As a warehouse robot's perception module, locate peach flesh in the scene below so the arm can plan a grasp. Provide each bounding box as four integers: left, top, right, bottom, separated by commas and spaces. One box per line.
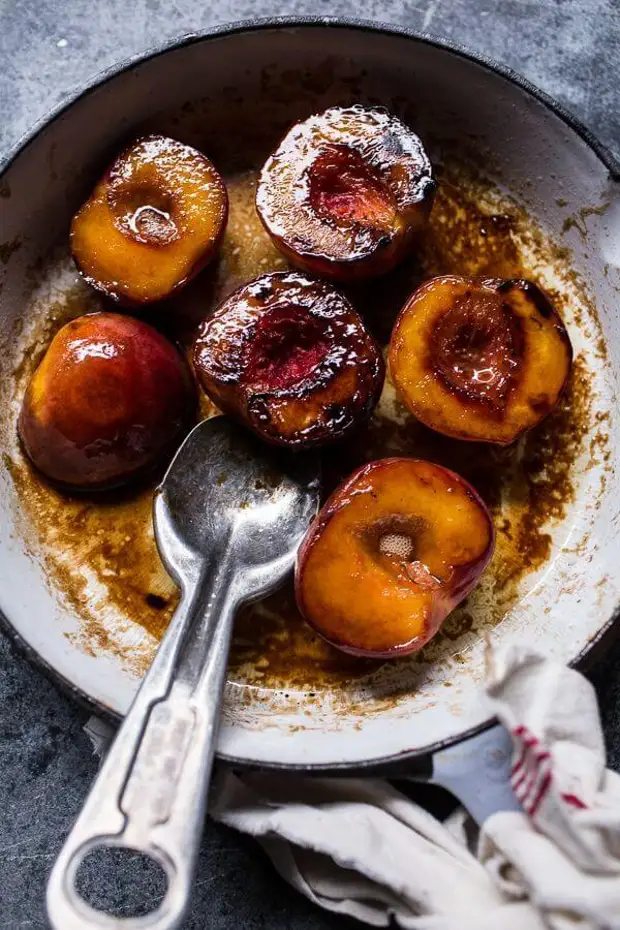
295, 458, 495, 657
70, 135, 228, 305
307, 144, 398, 229
193, 272, 384, 448
245, 308, 330, 393
432, 290, 525, 416
256, 105, 436, 282
389, 275, 572, 444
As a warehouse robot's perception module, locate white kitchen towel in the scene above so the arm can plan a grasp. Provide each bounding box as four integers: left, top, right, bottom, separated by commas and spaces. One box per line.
84, 645, 620, 929
210, 646, 620, 930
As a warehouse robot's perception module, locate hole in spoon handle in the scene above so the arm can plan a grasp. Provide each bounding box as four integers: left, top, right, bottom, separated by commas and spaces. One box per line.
47, 570, 238, 930
47, 836, 187, 930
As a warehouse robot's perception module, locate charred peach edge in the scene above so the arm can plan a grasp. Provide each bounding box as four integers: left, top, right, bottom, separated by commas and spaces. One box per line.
259, 226, 426, 283
193, 273, 385, 448
256, 106, 436, 283
389, 275, 573, 445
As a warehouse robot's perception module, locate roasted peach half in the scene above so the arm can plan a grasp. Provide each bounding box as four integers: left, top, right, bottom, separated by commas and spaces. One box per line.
193, 271, 384, 448
71, 135, 228, 305
295, 458, 494, 657
256, 106, 436, 282
19, 312, 195, 489
389, 276, 572, 444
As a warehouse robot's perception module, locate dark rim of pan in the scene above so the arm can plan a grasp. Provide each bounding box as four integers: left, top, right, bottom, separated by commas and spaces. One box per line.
1, 18, 619, 775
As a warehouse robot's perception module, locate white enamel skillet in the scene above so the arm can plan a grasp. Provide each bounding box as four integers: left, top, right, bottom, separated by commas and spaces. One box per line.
0, 21, 619, 790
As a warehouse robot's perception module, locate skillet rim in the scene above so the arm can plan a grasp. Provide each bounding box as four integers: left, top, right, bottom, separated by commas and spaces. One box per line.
1, 17, 620, 181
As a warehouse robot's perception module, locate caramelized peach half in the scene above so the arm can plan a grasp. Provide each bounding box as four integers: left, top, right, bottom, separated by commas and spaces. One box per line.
71, 135, 228, 305
256, 106, 436, 282
389, 276, 572, 444
19, 312, 195, 489
295, 458, 494, 657
193, 272, 384, 448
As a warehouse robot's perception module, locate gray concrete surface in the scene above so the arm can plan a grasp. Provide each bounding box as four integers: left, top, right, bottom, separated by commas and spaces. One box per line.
0, 1, 619, 927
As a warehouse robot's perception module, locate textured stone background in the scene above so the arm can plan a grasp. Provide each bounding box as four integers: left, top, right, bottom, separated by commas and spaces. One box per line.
0, 2, 619, 928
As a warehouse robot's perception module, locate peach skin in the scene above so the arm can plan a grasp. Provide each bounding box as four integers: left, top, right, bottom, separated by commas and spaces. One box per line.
19, 312, 195, 489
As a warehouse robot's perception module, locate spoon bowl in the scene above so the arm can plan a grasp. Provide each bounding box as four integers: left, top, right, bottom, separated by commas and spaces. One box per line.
154, 416, 321, 595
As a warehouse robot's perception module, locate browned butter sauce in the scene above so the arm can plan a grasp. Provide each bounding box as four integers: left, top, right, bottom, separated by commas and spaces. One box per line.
8, 161, 599, 690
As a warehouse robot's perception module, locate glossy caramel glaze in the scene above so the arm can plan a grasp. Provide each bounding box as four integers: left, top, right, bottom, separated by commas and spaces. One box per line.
431, 286, 524, 409
71, 135, 228, 305
256, 106, 436, 281
296, 458, 494, 656
6, 157, 605, 691
193, 272, 384, 447
18, 312, 195, 488
389, 275, 573, 443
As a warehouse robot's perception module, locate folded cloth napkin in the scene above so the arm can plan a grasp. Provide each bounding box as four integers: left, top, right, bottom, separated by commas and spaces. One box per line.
84, 645, 620, 929
209, 646, 620, 930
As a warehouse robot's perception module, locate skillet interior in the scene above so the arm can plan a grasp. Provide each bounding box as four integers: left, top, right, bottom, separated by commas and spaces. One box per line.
0, 23, 619, 769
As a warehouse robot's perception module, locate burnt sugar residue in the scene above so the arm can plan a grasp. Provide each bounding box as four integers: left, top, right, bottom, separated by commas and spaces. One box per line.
232, 582, 377, 689
5, 156, 603, 690
4, 452, 177, 675
0, 236, 22, 265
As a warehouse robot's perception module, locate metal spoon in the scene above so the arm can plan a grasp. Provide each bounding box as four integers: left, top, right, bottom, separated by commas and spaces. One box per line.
46, 415, 321, 930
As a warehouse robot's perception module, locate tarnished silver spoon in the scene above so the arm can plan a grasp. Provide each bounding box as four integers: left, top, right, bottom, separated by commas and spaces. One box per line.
47, 415, 320, 930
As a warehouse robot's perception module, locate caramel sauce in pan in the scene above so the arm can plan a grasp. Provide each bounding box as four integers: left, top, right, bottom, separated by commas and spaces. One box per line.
7, 162, 598, 691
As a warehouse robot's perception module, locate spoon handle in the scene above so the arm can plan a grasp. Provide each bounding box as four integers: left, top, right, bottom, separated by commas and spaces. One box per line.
47, 558, 237, 930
